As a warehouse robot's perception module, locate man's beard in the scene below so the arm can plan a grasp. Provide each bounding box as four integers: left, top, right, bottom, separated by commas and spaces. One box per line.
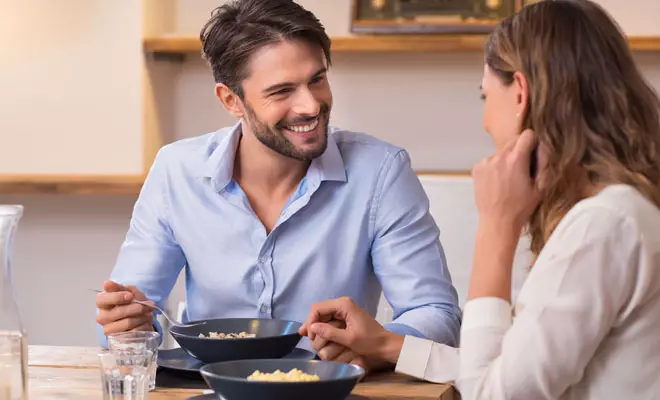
243, 102, 330, 162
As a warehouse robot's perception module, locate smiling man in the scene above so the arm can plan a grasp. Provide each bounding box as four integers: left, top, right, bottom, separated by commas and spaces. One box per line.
95, 0, 460, 370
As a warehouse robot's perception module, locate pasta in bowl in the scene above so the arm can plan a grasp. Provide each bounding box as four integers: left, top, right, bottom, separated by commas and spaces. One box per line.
200, 359, 364, 400
247, 368, 320, 382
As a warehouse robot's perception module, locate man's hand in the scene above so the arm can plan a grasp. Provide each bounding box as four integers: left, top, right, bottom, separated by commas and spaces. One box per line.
299, 297, 404, 366
96, 280, 155, 336
308, 319, 369, 372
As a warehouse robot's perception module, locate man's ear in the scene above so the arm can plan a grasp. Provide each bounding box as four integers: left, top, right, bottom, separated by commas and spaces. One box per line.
215, 83, 244, 119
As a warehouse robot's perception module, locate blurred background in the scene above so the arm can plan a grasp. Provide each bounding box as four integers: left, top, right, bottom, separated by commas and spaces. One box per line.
1, 0, 659, 347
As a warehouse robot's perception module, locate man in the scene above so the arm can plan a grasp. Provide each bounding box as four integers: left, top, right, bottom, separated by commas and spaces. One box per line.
95, 0, 461, 370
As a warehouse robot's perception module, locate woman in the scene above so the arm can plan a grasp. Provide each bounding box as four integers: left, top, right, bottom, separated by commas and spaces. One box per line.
299, 0, 660, 398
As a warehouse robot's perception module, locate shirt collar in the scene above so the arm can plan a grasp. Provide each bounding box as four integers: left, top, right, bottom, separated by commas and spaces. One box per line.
203, 121, 242, 192
308, 131, 347, 183
203, 121, 347, 192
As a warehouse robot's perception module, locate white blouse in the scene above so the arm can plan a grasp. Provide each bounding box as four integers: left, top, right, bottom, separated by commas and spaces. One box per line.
395, 184, 660, 399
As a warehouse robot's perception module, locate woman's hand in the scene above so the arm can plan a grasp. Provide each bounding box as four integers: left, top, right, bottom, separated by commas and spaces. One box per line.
472, 129, 541, 230
468, 129, 543, 301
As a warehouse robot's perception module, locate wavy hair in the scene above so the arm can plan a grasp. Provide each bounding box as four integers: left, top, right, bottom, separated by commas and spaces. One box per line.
485, 0, 660, 257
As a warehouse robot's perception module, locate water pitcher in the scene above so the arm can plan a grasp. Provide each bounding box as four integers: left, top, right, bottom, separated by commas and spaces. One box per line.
0, 205, 27, 400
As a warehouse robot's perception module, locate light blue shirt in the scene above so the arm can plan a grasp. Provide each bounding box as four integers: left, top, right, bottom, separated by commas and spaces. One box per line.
98, 122, 461, 349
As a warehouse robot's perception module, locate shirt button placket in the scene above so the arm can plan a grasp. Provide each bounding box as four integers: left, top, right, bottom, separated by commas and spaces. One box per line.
258, 243, 274, 318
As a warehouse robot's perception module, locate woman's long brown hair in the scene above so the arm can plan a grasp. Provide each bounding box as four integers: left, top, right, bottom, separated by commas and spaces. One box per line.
485, 0, 660, 258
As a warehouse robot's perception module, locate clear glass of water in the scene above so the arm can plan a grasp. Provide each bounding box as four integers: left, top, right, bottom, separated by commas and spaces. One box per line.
98, 350, 152, 400
107, 331, 160, 391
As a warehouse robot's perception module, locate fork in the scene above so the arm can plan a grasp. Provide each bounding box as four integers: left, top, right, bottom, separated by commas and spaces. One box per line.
89, 289, 206, 328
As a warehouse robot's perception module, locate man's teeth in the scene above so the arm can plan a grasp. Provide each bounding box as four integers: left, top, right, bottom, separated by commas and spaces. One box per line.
286, 119, 319, 133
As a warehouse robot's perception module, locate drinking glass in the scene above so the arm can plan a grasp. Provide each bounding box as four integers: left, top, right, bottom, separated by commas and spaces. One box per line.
107, 331, 160, 391
98, 349, 152, 400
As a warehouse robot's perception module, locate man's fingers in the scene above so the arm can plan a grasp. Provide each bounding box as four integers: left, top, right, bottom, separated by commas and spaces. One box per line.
311, 335, 328, 351
301, 310, 330, 341
311, 319, 344, 350
298, 325, 308, 337
309, 322, 352, 348
130, 323, 155, 332
125, 285, 148, 302
333, 349, 357, 364
103, 280, 127, 293
97, 281, 154, 336
103, 315, 153, 336
130, 315, 155, 332
300, 310, 332, 340
318, 342, 346, 361
96, 291, 133, 309
302, 298, 352, 340
305, 312, 334, 342
328, 319, 346, 329
96, 303, 151, 325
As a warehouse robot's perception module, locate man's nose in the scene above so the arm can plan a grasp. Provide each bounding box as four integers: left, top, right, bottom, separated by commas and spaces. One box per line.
291, 88, 320, 116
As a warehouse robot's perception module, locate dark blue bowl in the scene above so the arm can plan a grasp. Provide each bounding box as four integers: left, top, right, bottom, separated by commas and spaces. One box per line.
200, 359, 365, 400
169, 318, 302, 364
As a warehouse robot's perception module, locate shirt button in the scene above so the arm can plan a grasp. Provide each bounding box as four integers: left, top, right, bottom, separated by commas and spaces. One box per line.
260, 304, 269, 313
260, 256, 270, 264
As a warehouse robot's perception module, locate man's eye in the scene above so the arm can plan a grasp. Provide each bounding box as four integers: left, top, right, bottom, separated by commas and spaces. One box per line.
273, 88, 293, 96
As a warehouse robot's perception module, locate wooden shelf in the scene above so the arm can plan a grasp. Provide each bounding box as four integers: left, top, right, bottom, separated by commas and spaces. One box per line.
143, 34, 660, 54
629, 36, 660, 51
144, 35, 202, 54
0, 175, 145, 195
0, 172, 470, 194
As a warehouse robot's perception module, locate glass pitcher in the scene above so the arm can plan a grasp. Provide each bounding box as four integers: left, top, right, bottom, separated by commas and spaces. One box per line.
0, 205, 27, 400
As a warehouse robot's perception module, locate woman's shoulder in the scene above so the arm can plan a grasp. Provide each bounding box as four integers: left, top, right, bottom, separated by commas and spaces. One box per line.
567, 184, 658, 229
547, 184, 660, 252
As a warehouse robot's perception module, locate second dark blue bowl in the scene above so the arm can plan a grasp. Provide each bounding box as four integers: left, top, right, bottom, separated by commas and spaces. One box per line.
200, 359, 365, 400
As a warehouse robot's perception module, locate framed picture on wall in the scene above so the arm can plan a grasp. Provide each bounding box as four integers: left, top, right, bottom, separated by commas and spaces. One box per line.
350, 0, 538, 34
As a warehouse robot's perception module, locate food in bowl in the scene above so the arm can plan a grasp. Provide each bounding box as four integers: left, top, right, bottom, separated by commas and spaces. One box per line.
198, 331, 256, 339
247, 368, 321, 382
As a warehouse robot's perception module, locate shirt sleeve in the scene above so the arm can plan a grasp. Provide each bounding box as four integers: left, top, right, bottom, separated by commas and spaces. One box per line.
395, 335, 460, 384
97, 147, 187, 347
370, 150, 462, 347
457, 207, 640, 400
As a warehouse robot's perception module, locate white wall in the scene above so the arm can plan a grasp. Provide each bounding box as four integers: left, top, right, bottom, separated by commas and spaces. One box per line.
5, 194, 136, 346
3, 0, 660, 347
0, 0, 145, 175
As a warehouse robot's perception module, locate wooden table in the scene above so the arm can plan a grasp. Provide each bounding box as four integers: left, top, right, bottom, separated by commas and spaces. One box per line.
28, 346, 455, 399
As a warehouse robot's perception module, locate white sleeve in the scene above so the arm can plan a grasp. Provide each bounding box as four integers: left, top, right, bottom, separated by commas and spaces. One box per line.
395, 335, 459, 384
457, 207, 639, 400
